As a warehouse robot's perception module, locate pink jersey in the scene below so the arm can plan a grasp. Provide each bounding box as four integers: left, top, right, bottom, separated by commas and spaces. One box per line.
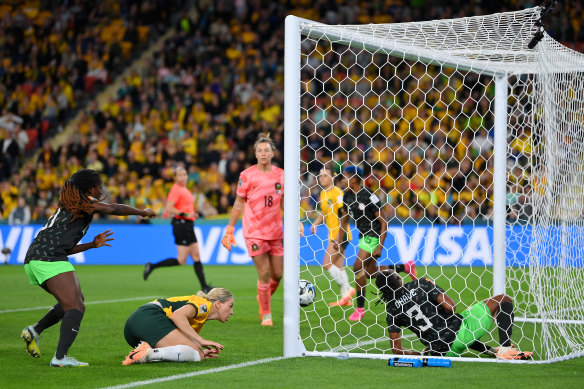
237, 165, 284, 240
166, 183, 196, 221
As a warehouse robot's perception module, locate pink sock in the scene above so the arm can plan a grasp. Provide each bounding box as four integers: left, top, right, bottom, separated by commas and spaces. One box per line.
257, 281, 271, 315
269, 279, 280, 296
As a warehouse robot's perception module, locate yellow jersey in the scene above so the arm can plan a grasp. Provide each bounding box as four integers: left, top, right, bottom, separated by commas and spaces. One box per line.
319, 186, 352, 242
156, 295, 212, 334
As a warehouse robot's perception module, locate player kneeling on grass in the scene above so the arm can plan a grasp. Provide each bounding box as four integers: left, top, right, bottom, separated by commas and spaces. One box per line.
122, 288, 233, 365
375, 270, 533, 360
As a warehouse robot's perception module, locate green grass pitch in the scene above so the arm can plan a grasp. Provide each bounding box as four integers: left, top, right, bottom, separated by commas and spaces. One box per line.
1, 265, 583, 388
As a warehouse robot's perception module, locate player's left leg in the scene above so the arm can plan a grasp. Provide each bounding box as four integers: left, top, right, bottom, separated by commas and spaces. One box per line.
348, 249, 371, 321
252, 251, 273, 325
328, 242, 354, 306
484, 295, 533, 360
44, 271, 88, 367
267, 239, 284, 296
485, 294, 514, 347
22, 302, 65, 358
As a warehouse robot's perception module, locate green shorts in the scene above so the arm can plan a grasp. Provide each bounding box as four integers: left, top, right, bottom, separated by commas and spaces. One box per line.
358, 236, 380, 254
24, 260, 75, 285
124, 303, 178, 348
446, 301, 493, 357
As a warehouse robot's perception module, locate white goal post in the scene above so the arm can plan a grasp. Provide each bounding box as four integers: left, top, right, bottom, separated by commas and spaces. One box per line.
284, 7, 584, 363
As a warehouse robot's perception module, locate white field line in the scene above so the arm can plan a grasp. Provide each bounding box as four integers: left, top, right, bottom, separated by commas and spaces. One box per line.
100, 356, 288, 389
0, 296, 160, 314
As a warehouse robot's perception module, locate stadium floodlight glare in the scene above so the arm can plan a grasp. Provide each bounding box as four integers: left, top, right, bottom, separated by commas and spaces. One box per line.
284, 6, 584, 363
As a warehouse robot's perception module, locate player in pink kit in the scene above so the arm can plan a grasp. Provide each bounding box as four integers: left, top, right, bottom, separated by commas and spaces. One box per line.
222, 134, 284, 326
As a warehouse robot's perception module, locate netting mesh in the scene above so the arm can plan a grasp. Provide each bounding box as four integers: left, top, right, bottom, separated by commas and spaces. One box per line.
292, 7, 584, 362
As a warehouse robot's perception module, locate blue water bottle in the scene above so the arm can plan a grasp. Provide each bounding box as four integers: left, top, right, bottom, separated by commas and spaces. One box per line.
388, 357, 452, 368
388, 358, 423, 367
424, 358, 452, 367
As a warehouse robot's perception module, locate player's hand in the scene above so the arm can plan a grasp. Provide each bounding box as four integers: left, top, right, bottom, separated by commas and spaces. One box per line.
142, 208, 156, 218
203, 348, 221, 358
222, 226, 236, 251
93, 229, 114, 248
299, 223, 304, 237
310, 224, 316, 235
201, 340, 224, 351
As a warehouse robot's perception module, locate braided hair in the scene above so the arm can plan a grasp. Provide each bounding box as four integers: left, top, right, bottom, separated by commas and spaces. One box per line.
59, 169, 104, 221
375, 270, 402, 304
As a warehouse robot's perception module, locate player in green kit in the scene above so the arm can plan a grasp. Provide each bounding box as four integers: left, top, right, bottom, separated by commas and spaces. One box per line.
376, 269, 533, 360
21, 169, 156, 367
337, 165, 417, 321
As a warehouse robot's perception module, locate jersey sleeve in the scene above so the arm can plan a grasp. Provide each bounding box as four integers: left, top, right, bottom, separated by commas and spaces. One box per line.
236, 171, 249, 199
166, 186, 179, 205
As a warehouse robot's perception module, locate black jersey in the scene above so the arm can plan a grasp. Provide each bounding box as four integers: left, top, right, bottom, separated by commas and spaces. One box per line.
341, 187, 381, 237
24, 207, 92, 264
385, 279, 463, 354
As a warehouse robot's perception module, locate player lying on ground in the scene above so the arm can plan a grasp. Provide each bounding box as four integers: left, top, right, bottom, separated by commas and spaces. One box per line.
122, 288, 233, 365
375, 270, 533, 360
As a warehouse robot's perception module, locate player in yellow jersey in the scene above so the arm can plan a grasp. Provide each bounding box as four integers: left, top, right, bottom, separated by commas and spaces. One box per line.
310, 165, 355, 306
122, 288, 234, 365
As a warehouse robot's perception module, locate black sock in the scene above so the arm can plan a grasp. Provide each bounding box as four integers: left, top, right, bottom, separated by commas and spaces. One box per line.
194, 262, 208, 288
356, 287, 366, 308
55, 309, 84, 359
496, 301, 514, 347
151, 257, 179, 269
390, 264, 405, 273
34, 303, 65, 334
469, 341, 491, 354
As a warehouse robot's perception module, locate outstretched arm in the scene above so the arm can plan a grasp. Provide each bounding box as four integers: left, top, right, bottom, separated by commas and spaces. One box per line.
93, 202, 156, 218
389, 331, 421, 355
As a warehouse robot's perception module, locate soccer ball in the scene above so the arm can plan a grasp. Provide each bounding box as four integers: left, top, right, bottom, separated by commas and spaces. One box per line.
299, 279, 316, 307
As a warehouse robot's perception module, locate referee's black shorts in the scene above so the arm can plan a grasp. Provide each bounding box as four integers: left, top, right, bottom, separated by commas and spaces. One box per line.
171, 218, 197, 246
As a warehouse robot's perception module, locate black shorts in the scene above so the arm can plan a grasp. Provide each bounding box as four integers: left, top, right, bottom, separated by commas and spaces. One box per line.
171, 218, 197, 246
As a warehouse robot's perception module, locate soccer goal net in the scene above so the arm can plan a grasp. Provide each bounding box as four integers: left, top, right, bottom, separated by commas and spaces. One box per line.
283, 6, 584, 363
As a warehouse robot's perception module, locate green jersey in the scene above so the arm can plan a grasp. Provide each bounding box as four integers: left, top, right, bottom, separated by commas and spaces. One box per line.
24, 208, 92, 264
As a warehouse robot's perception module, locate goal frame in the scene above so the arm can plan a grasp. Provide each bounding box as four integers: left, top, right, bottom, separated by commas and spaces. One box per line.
283, 10, 584, 363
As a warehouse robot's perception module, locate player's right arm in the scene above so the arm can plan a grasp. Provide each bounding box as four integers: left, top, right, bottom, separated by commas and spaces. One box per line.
436, 292, 456, 314
170, 305, 224, 354
93, 202, 156, 218
310, 213, 324, 235
389, 331, 422, 355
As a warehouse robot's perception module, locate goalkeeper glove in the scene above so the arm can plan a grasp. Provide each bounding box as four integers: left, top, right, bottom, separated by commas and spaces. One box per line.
222, 225, 236, 251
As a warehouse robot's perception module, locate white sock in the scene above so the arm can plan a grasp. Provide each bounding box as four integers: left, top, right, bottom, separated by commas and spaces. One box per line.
327, 265, 350, 296
148, 345, 201, 362
339, 267, 351, 295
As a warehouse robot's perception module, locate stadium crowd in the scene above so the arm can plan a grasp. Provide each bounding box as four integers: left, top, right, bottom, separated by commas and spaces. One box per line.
0, 0, 582, 223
